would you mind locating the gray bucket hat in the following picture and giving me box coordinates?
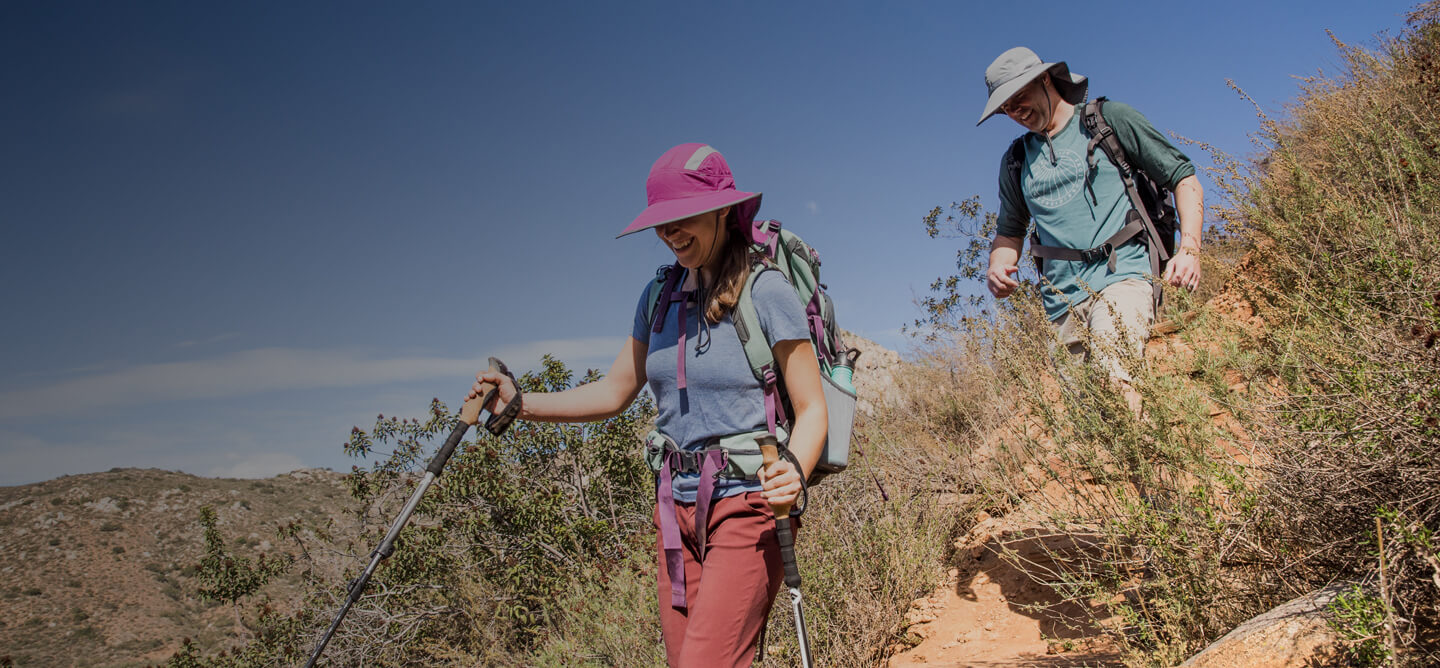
[977,47,1088,125]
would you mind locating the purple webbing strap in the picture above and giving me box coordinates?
[764,385,777,435]
[693,450,726,561]
[653,263,683,334]
[654,264,693,390]
[762,366,787,435]
[657,455,686,609]
[807,293,831,362]
[750,220,781,259]
[748,219,771,246]
[676,290,692,390]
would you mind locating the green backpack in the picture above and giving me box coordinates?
[644,218,859,483]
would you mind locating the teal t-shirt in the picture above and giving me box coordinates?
[996,101,1195,320]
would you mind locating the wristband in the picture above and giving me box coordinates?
[483,357,523,436]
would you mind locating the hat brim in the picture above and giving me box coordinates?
[976,62,1088,126]
[616,190,762,238]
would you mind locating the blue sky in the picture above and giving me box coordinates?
[0,0,1418,485]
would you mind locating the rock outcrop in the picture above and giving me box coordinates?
[1180,584,1351,668]
[840,330,906,416]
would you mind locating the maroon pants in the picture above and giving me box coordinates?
[654,491,789,668]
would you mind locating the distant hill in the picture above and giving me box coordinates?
[0,468,354,667]
[0,337,917,667]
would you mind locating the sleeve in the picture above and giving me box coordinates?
[749,270,811,349]
[632,278,658,344]
[995,142,1030,239]
[1102,101,1196,190]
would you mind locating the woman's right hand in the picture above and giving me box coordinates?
[467,368,518,416]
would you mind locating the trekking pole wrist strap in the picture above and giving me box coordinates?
[483,357,522,436]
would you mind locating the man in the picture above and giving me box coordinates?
[979,47,1203,413]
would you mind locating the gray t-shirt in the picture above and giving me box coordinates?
[631,268,810,503]
[997,100,1195,320]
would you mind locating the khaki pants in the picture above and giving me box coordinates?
[1054,278,1153,383]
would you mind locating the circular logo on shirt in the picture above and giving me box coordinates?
[1027,147,1086,209]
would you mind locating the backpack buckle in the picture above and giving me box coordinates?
[713,449,731,480]
[1078,244,1112,264]
[670,450,702,475]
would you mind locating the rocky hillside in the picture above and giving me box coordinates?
[0,468,354,667]
[841,329,907,416]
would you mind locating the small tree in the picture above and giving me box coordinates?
[195,505,291,626]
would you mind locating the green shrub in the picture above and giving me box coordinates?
[1206,4,1440,659]
[1329,585,1393,666]
[905,3,1440,664]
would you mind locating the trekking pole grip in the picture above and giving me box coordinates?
[759,441,790,518]
[425,364,499,476]
[760,440,803,588]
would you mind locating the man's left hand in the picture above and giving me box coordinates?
[1162,250,1201,290]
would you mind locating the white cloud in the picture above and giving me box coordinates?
[0,338,623,421]
[805,201,820,214]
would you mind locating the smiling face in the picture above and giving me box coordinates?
[654,207,731,274]
[999,74,1055,134]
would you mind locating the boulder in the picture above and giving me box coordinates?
[1180,583,1351,668]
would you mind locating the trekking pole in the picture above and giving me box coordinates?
[304,357,518,668]
[760,437,814,668]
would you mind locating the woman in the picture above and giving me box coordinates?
[469,143,826,667]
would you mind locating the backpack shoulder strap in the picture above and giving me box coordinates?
[1082,97,1169,306]
[1003,136,1029,217]
[645,263,684,334]
[735,263,787,435]
[1004,136,1026,188]
[1081,97,1133,177]
[733,262,778,383]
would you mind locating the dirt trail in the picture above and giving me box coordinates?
[885,515,1122,668]
[885,293,1266,668]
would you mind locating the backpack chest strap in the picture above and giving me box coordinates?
[1030,216,1146,273]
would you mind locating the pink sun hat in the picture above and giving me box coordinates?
[616,143,763,238]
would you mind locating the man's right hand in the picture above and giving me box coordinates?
[987,264,1020,298]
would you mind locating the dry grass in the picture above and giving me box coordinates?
[895,4,1440,665]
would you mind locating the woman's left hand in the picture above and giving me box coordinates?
[760,458,803,510]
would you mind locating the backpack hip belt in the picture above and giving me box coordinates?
[647,428,796,610]
[643,429,781,481]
